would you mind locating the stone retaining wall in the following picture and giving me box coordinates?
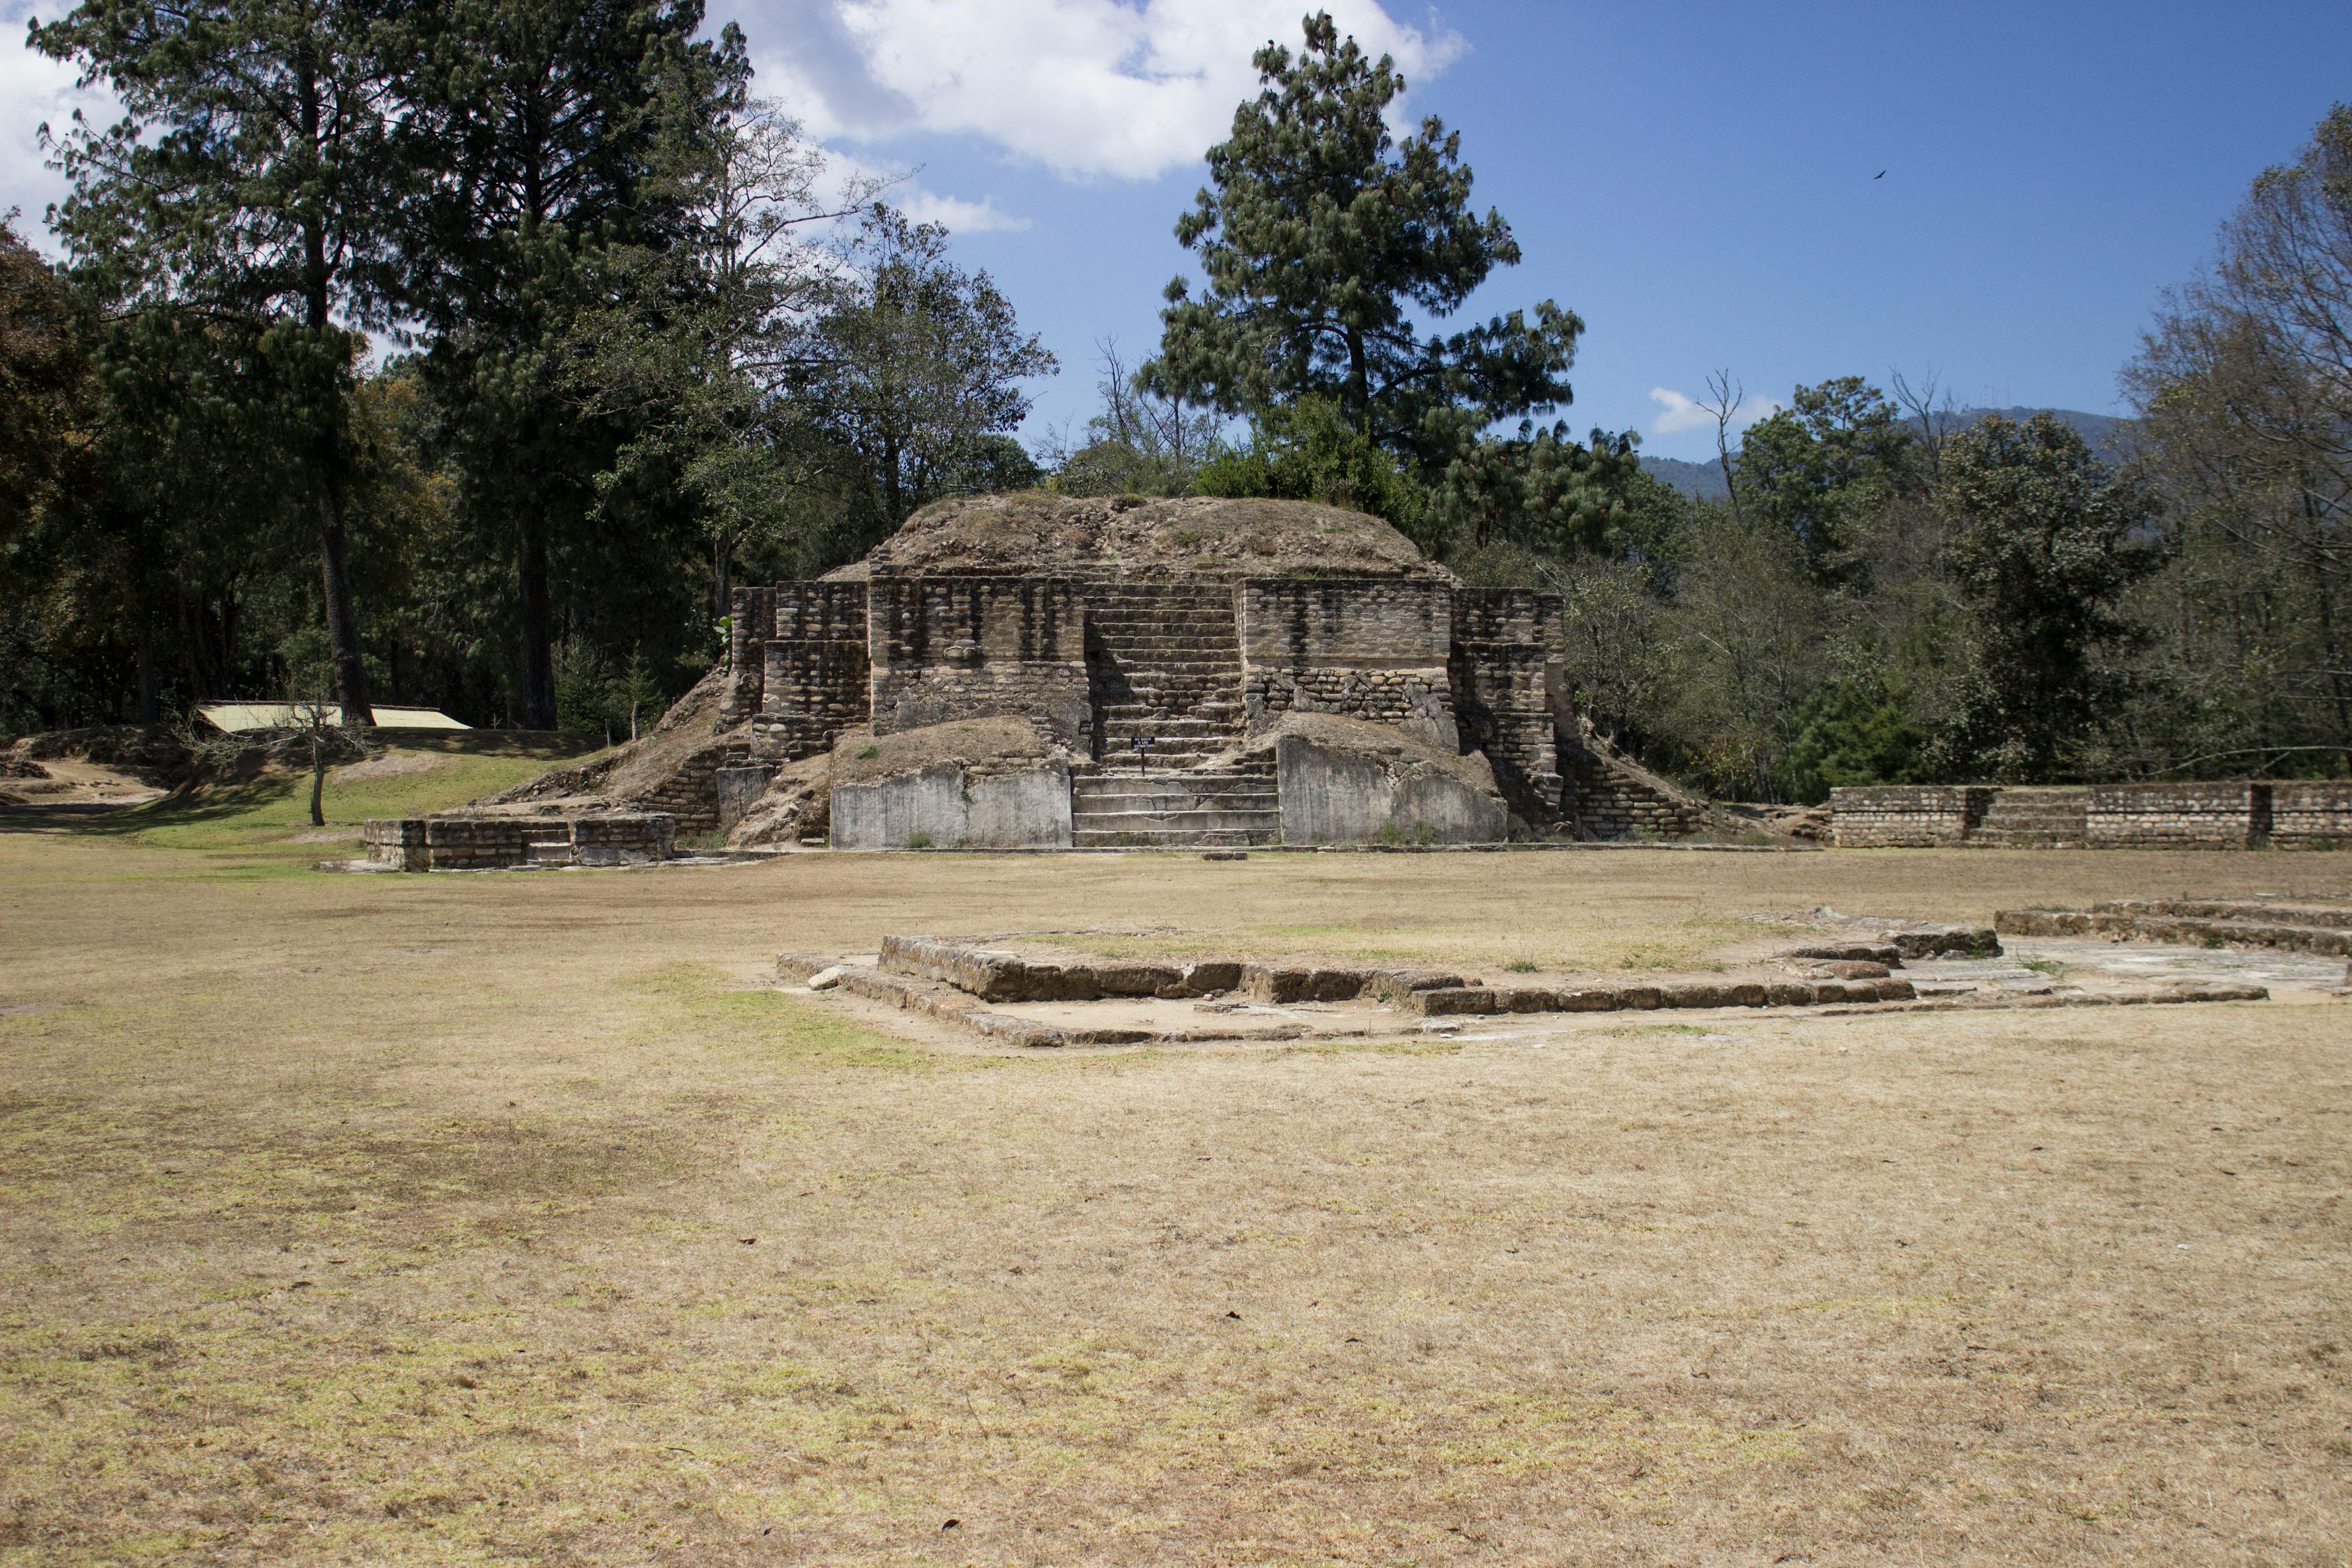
[831,761,1073,850]
[1832,781,2352,849]
[1829,786,1993,847]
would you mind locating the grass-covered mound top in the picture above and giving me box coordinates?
[832,493,1450,581]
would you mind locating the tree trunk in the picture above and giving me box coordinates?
[309,731,326,827]
[135,627,157,726]
[317,486,376,725]
[714,533,731,621]
[517,509,557,729]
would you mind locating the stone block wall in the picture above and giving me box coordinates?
[2087,783,2268,848]
[1449,588,1564,822]
[1831,780,2352,849]
[868,578,1090,745]
[2270,781,2352,847]
[751,583,870,760]
[364,813,673,870]
[721,586,776,725]
[1238,580,1457,750]
[362,817,427,870]
[1829,786,1994,847]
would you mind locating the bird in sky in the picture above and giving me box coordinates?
[1875,169,1886,179]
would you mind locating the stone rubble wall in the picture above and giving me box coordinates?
[1829,786,1995,847]
[2086,783,2268,848]
[868,578,1090,746]
[626,737,748,836]
[362,813,674,870]
[1238,579,1457,751]
[1447,587,1564,822]
[1559,741,1709,840]
[1833,781,2352,849]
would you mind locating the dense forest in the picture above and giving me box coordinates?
[3,7,2347,799]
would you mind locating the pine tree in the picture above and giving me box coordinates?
[392,0,743,727]
[33,0,403,721]
[1145,11,1582,472]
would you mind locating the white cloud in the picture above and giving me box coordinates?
[0,28,115,249]
[898,187,1029,233]
[1649,385,1783,436]
[750,0,1463,181]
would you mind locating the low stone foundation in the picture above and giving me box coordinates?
[363,813,674,871]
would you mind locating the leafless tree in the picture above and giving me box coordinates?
[1694,369,1747,524]
[1889,367,1963,487]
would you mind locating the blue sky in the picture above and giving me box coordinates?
[10,1,2349,461]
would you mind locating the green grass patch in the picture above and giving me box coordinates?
[70,737,594,873]
[629,967,941,1073]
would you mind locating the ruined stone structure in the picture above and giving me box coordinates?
[721,495,1662,849]
[363,812,675,870]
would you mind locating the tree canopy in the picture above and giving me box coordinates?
[1145,11,1582,471]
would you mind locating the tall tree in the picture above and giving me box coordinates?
[1145,11,1581,471]
[2123,103,2352,776]
[1933,413,2156,781]
[785,210,1054,554]
[568,98,870,616]
[33,0,401,720]
[1427,421,1643,557]
[1734,376,1914,586]
[1,219,88,550]
[395,0,741,726]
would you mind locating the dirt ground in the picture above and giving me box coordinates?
[2,822,2348,1565]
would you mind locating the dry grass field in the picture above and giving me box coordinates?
[3,805,2349,1565]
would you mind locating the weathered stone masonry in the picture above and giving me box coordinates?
[1238,579,1458,751]
[1831,781,2352,850]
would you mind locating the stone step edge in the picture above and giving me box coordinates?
[2092,897,2352,930]
[1073,832,1279,847]
[1994,908,2352,955]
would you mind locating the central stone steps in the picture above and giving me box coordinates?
[1084,581,1248,768]
[1070,764,1280,848]
[1973,787,2087,847]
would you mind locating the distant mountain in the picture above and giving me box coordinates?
[1638,454,1728,500]
[1955,406,2136,466]
[1639,406,2137,500]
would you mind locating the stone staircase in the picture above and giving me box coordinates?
[1069,762,1281,848]
[1084,583,1246,769]
[1971,786,2087,848]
